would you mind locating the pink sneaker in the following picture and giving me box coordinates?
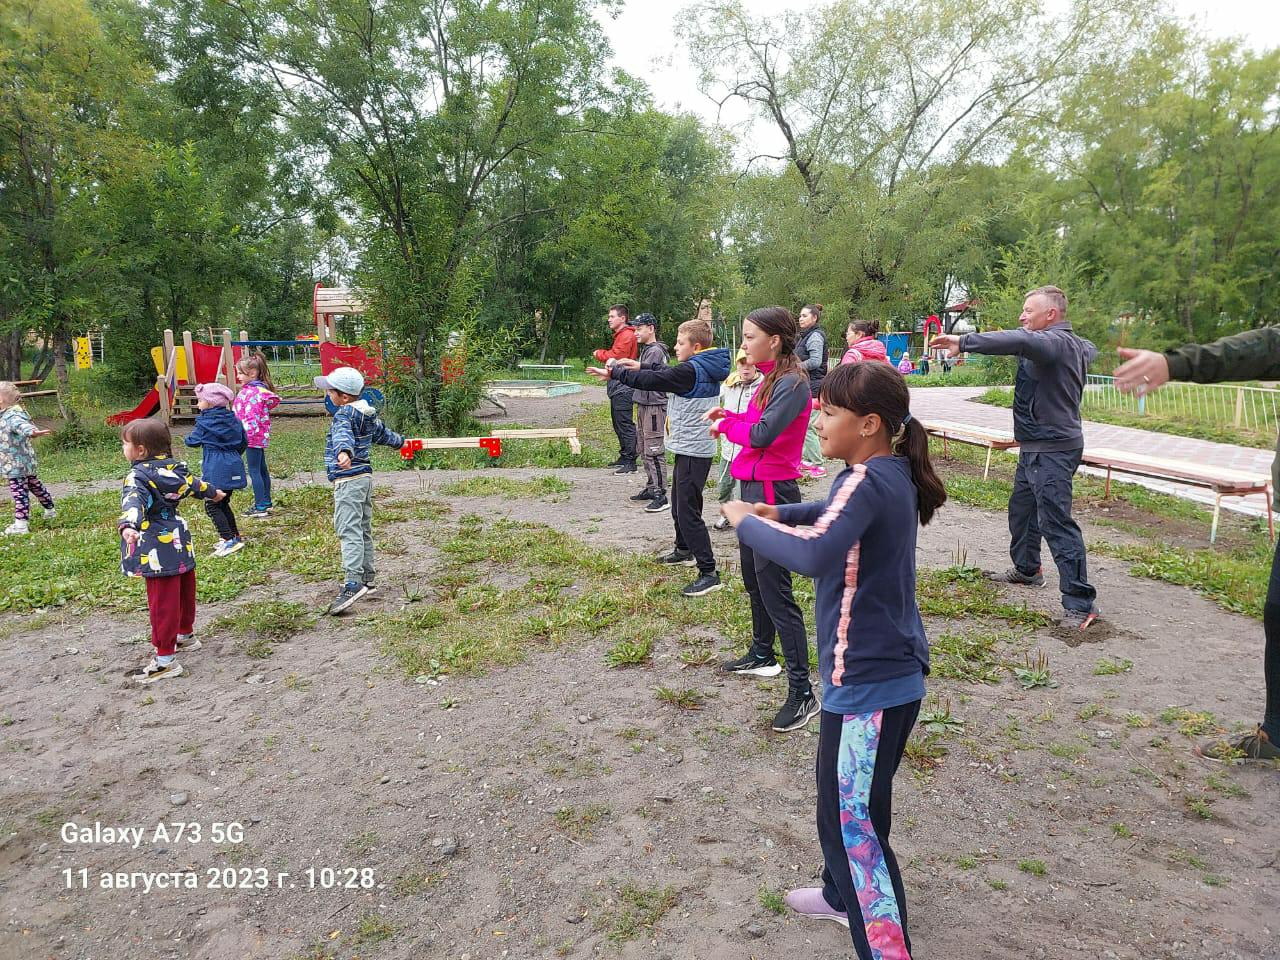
[783,887,850,927]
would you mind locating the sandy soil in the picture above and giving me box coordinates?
[3,393,1278,960]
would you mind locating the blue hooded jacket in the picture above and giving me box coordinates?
[184,406,248,491]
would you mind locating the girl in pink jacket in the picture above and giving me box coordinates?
[707,306,816,735]
[841,319,889,365]
[233,353,281,518]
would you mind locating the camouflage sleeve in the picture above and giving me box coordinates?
[1165,327,1280,384]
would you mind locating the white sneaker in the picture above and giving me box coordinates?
[130,657,184,684]
[43,507,56,520]
[211,539,227,556]
[175,634,202,652]
[3,520,29,536]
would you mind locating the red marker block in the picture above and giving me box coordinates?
[479,437,502,458]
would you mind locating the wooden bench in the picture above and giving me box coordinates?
[1080,447,1274,544]
[921,419,1019,480]
[517,363,573,381]
[400,427,581,458]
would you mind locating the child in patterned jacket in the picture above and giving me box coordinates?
[0,381,54,536]
[119,417,226,684]
[233,353,281,518]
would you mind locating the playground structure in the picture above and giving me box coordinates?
[106,287,584,464]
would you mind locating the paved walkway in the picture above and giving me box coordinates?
[910,387,1275,517]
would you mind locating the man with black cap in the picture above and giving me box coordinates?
[593,304,639,474]
[628,313,670,512]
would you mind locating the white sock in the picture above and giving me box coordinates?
[155,654,175,666]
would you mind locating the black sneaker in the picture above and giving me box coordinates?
[362,583,378,598]
[772,691,820,733]
[606,458,625,468]
[645,494,670,513]
[988,566,1045,587]
[713,516,731,531]
[657,549,696,566]
[721,652,782,677]
[613,463,638,475]
[682,572,722,597]
[630,488,657,502]
[327,582,368,615]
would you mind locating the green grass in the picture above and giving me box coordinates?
[438,475,572,500]
[917,564,1050,629]
[931,435,1272,619]
[758,886,787,915]
[1017,858,1048,877]
[210,600,317,660]
[1093,657,1133,676]
[595,883,679,944]
[371,515,797,680]
[1091,539,1269,620]
[554,804,611,839]
[0,485,344,615]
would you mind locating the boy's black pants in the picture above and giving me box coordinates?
[671,454,714,574]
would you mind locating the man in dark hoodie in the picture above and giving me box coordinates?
[628,313,670,512]
[932,285,1100,631]
[588,319,731,598]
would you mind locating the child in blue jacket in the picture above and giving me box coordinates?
[185,382,248,557]
[314,366,404,615]
[721,361,946,960]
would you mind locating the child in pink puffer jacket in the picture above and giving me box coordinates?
[233,353,281,518]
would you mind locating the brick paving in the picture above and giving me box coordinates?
[910,387,1276,517]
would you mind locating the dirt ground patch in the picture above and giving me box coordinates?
[2,463,1278,960]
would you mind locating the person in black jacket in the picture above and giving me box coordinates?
[932,285,1100,631]
[1115,330,1280,762]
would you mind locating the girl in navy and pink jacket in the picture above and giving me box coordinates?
[721,359,945,960]
[706,306,815,734]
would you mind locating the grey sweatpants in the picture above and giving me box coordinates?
[333,474,375,586]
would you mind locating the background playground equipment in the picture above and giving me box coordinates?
[398,428,581,461]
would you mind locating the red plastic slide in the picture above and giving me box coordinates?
[106,388,161,426]
[107,341,241,426]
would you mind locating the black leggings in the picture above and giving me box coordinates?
[1262,542,1280,741]
[739,478,811,695]
[205,492,239,541]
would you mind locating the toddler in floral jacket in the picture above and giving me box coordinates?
[0,381,54,536]
[233,353,281,518]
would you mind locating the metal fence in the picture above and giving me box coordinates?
[1082,374,1280,434]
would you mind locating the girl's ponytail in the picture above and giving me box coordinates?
[893,416,946,526]
[820,362,947,526]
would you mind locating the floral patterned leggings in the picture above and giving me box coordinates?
[8,475,54,521]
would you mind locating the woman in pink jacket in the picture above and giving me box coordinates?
[841,318,889,365]
[233,353,281,518]
[707,306,816,734]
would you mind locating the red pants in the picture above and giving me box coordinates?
[145,570,196,657]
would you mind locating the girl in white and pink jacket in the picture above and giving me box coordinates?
[233,353,281,518]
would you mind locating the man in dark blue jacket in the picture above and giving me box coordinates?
[932,285,1100,631]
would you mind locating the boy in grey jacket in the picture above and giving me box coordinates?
[590,319,731,597]
[628,314,670,511]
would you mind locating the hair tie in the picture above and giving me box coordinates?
[901,412,913,426]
